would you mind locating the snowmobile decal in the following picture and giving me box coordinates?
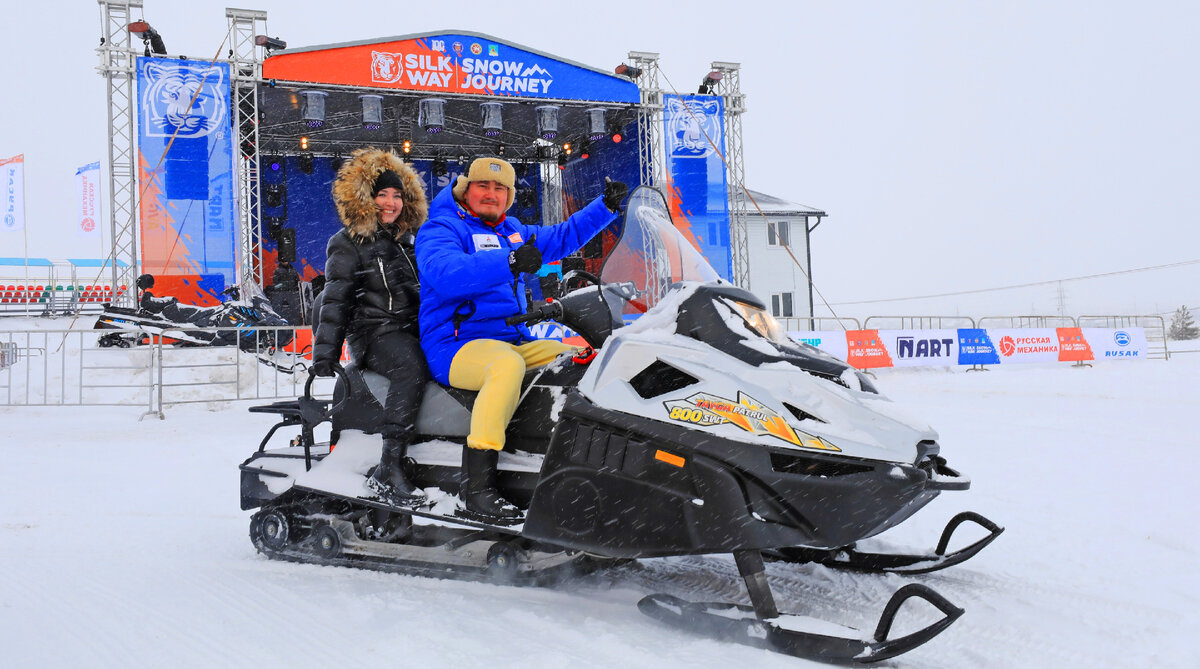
[663,391,840,452]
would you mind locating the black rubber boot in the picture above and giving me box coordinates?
[461,447,523,525]
[367,437,426,506]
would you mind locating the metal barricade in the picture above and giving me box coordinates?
[863,315,977,330]
[1078,314,1170,360]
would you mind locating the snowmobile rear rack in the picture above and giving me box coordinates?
[766,511,1004,575]
[638,549,963,665]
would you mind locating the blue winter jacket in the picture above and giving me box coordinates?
[416,183,617,384]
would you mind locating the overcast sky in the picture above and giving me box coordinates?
[1,0,1196,319]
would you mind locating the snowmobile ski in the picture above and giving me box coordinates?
[766,511,1005,575]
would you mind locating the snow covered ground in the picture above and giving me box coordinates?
[2,349,1198,668]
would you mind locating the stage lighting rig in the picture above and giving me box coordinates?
[419,98,446,134]
[299,151,314,175]
[431,157,448,177]
[360,94,383,130]
[587,108,607,141]
[480,102,503,137]
[579,139,592,160]
[535,105,560,140]
[254,35,287,52]
[614,63,642,79]
[128,20,167,56]
[401,140,412,154]
[698,70,723,94]
[608,121,624,143]
[300,91,327,128]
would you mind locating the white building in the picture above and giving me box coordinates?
[739,187,826,329]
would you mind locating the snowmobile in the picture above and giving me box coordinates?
[94,274,304,372]
[239,187,1002,664]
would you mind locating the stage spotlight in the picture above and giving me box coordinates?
[431,157,447,177]
[614,63,642,79]
[128,20,167,56]
[579,139,592,160]
[536,144,556,161]
[299,152,314,175]
[265,184,285,208]
[300,91,327,128]
[299,136,309,150]
[587,108,607,141]
[331,153,345,171]
[496,144,505,157]
[608,122,623,143]
[360,94,383,130]
[254,35,287,52]
[535,105,560,140]
[562,142,572,156]
[401,139,412,154]
[698,70,723,94]
[557,153,567,170]
[480,102,503,137]
[268,157,282,172]
[419,98,446,134]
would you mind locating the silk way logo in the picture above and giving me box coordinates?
[1114,331,1131,347]
[666,97,721,158]
[999,335,1017,357]
[371,52,405,84]
[141,62,226,138]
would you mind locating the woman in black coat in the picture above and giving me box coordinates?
[312,148,429,505]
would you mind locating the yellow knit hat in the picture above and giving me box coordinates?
[452,157,516,211]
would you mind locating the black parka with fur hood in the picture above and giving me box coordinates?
[313,148,429,367]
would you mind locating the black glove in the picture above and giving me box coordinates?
[509,234,542,275]
[603,177,628,213]
[312,359,337,378]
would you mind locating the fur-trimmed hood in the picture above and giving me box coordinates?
[332,148,428,241]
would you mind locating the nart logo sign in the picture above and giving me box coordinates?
[896,336,954,359]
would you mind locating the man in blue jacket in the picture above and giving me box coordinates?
[417,157,627,523]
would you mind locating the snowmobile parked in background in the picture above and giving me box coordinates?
[239,187,1002,665]
[94,274,305,372]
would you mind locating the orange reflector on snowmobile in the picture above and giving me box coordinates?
[655,450,685,468]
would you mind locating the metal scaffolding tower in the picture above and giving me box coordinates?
[226,8,268,288]
[627,51,664,190]
[711,61,750,290]
[96,0,142,306]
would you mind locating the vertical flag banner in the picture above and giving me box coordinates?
[75,161,102,238]
[136,57,236,303]
[2,154,25,232]
[663,95,731,280]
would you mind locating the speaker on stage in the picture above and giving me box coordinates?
[277,228,296,264]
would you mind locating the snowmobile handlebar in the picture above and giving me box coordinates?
[505,300,565,327]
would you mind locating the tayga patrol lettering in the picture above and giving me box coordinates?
[459,59,553,94]
[663,391,839,452]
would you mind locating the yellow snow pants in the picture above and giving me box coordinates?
[448,339,577,451]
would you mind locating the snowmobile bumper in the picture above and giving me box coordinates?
[523,391,960,557]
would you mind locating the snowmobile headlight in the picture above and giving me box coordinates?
[723,298,790,345]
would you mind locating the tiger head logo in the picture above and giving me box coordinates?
[371,51,405,84]
[141,61,227,139]
[666,97,722,158]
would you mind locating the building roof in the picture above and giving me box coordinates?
[739,187,826,217]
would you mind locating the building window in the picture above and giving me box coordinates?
[767,220,790,247]
[771,292,794,318]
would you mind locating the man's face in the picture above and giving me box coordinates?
[464,180,508,222]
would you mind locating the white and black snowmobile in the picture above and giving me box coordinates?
[94,274,303,371]
[239,187,1002,664]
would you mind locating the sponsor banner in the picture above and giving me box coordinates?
[888,329,957,367]
[2,154,24,232]
[957,328,1000,365]
[990,328,1060,364]
[663,95,732,280]
[1055,327,1094,363]
[75,162,101,237]
[1084,327,1147,360]
[845,329,894,369]
[262,34,639,103]
[136,57,237,293]
[788,330,849,361]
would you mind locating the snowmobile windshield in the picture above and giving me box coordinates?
[599,186,721,314]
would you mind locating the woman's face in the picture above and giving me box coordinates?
[374,187,404,225]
